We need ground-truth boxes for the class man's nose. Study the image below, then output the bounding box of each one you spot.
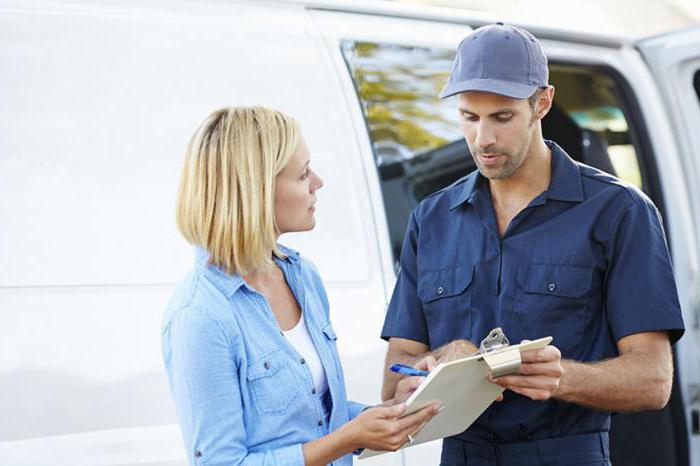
[474,122,496,150]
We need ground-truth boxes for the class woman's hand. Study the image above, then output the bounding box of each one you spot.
[341,403,441,452]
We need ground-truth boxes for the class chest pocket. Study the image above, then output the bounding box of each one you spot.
[417,266,474,348]
[513,264,593,357]
[247,348,301,416]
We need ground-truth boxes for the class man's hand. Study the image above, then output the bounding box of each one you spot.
[435,339,478,363]
[488,344,563,401]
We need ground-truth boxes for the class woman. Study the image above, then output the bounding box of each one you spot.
[162,106,439,466]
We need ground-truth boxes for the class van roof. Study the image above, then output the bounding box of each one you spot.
[273,0,629,48]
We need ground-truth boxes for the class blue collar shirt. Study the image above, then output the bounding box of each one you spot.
[162,245,365,466]
[381,140,684,444]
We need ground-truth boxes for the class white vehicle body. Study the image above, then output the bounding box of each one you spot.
[0,1,698,465]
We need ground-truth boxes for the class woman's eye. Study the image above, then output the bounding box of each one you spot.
[300,169,310,180]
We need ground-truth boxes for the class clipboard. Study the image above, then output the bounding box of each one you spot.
[359,329,553,459]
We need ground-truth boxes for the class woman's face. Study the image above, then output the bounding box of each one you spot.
[274,136,323,236]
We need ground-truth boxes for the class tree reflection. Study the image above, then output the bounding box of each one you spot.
[342,41,460,164]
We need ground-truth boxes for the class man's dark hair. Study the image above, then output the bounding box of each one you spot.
[528,86,549,112]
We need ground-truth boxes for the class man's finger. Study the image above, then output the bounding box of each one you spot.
[520,346,561,363]
[490,374,559,391]
[516,361,564,376]
[417,355,437,371]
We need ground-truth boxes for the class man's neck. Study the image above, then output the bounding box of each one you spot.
[488,138,552,209]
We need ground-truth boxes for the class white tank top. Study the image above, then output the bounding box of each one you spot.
[282,312,329,395]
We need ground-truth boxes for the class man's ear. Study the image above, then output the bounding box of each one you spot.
[537,85,555,120]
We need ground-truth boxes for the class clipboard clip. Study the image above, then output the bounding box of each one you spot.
[476,327,522,377]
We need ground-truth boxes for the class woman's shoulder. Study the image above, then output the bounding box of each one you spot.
[277,243,324,286]
[162,264,242,337]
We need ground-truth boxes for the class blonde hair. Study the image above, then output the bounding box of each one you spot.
[176,106,300,275]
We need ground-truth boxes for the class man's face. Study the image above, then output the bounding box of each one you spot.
[456,91,538,180]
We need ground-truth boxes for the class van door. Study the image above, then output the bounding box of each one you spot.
[637,27,700,466]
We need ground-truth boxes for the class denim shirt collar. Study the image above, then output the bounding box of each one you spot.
[450,139,584,210]
[195,243,301,298]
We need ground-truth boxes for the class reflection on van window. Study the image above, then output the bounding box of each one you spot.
[341,41,473,265]
[342,41,648,268]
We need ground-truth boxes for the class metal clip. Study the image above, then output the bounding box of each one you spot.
[477,327,521,377]
[477,327,510,354]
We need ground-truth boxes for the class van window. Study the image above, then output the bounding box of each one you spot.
[694,69,700,103]
[342,41,648,269]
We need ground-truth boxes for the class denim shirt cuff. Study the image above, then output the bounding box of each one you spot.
[348,401,370,421]
[272,443,306,466]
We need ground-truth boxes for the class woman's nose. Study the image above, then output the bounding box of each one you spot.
[311,171,323,192]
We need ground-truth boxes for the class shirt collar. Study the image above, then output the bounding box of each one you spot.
[544,140,584,202]
[449,139,583,210]
[195,243,301,297]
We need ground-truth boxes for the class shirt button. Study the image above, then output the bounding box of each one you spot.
[300,358,306,365]
[194,450,202,458]
[317,419,323,427]
[312,388,317,394]
[263,361,270,370]
[548,282,557,292]
[437,286,444,295]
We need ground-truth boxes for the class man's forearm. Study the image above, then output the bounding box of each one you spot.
[555,349,672,412]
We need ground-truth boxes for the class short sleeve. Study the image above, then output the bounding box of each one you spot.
[381,210,430,345]
[605,198,685,345]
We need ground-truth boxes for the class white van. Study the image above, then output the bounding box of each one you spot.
[1,0,699,464]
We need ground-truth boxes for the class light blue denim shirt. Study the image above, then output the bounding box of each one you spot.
[162,245,366,466]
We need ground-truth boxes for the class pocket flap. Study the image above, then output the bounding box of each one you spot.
[517,264,592,298]
[321,323,337,341]
[417,265,474,303]
[247,349,287,380]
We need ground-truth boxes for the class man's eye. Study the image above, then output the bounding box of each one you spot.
[461,114,478,122]
[496,114,513,122]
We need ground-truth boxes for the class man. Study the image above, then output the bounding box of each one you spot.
[380,22,685,466]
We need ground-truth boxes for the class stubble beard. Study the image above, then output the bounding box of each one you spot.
[473,120,536,181]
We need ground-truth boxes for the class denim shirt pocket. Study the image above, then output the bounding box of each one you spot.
[417,265,475,347]
[247,348,301,416]
[514,264,593,357]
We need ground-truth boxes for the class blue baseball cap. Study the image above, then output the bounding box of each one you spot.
[439,22,549,100]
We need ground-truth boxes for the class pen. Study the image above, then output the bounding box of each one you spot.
[390,364,429,377]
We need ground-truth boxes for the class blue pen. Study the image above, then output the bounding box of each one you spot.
[390,364,429,377]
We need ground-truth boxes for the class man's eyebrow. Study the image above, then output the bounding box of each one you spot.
[458,108,516,116]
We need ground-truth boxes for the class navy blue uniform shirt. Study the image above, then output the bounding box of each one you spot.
[381,140,685,444]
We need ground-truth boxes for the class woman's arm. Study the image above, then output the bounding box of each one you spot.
[164,305,440,466]
[164,306,305,465]
[302,403,440,466]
